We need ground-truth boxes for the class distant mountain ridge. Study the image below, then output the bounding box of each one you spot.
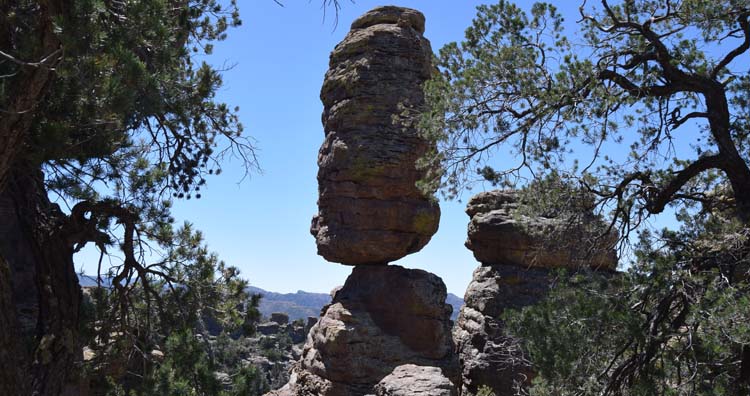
[246,286,332,321]
[248,285,464,321]
[77,275,463,321]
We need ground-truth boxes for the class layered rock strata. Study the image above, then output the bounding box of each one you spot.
[269,265,458,396]
[311,5,440,265]
[455,190,618,396]
[465,190,617,270]
[270,7,456,396]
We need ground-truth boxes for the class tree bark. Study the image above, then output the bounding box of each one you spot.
[0,0,63,191]
[0,162,81,396]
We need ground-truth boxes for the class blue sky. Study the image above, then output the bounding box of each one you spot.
[74,1,738,295]
[77,1,495,295]
[192,0,491,295]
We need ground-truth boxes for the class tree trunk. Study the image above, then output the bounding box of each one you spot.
[0,0,63,191]
[0,162,81,396]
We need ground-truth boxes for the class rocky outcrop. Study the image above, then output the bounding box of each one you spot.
[311,5,440,265]
[270,265,458,396]
[374,364,457,396]
[271,7,457,396]
[466,190,617,270]
[454,265,551,396]
[456,190,618,396]
[271,312,290,325]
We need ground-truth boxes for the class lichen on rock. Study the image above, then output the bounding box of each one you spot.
[465,190,617,271]
[268,265,458,396]
[455,189,619,396]
[311,5,440,266]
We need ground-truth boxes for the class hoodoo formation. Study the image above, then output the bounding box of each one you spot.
[270,6,457,396]
[272,265,458,396]
[454,190,617,396]
[310,5,440,265]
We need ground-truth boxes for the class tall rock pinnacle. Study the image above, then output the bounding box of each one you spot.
[311,6,440,265]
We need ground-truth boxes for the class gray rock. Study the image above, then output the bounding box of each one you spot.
[305,316,318,335]
[257,322,281,336]
[289,324,306,344]
[456,190,617,396]
[270,312,290,325]
[270,265,458,396]
[374,364,457,396]
[465,190,617,270]
[214,371,232,388]
[311,5,440,265]
[454,264,551,396]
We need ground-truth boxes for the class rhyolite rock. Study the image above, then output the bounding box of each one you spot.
[267,265,458,396]
[465,190,617,271]
[311,5,440,265]
[258,322,281,336]
[455,189,618,396]
[374,364,457,396]
[454,264,550,396]
[270,312,290,325]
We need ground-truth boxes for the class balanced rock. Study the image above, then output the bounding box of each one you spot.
[311,6,440,265]
[465,190,617,270]
[455,190,618,396]
[269,265,458,396]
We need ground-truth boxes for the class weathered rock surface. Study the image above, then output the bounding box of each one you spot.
[311,5,440,265]
[454,264,551,396]
[456,189,618,396]
[269,265,458,396]
[374,364,457,396]
[258,322,281,336]
[465,190,617,270]
[271,312,290,325]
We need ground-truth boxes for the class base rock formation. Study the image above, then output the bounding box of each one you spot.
[374,364,457,396]
[311,5,440,265]
[267,265,458,396]
[456,190,618,396]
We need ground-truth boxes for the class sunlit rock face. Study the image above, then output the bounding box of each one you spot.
[268,265,458,396]
[267,8,457,396]
[456,189,619,396]
[311,5,440,265]
[465,190,617,271]
[374,364,457,396]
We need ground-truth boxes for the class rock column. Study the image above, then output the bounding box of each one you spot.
[269,7,456,396]
[310,5,440,265]
[454,190,617,396]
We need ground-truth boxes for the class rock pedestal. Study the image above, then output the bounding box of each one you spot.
[455,190,618,396]
[311,5,440,265]
[269,266,458,396]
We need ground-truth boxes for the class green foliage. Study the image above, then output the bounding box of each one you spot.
[143,329,223,396]
[78,224,264,395]
[421,0,750,228]
[428,1,750,395]
[477,385,497,396]
[260,334,292,362]
[505,218,750,395]
[228,366,269,396]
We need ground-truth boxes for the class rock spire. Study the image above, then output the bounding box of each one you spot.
[311,5,440,265]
